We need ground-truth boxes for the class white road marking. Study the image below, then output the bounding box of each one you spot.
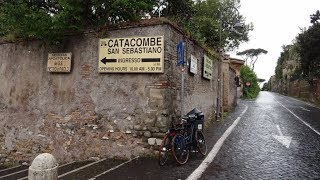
[16,176,27,180]
[300,107,311,112]
[276,125,283,136]
[0,168,27,179]
[0,165,24,173]
[278,93,320,110]
[279,96,290,102]
[186,105,248,180]
[273,135,292,148]
[274,98,320,136]
[273,125,292,148]
[89,156,139,180]
[58,158,107,178]
[16,161,81,180]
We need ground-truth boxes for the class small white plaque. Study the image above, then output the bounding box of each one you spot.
[190,55,198,74]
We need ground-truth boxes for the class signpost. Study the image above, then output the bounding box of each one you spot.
[177,41,185,121]
[98,36,164,73]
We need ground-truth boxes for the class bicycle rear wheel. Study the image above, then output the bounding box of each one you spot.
[195,130,207,156]
[171,134,189,165]
[158,134,171,166]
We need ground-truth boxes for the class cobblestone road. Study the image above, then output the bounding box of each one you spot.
[201,92,320,179]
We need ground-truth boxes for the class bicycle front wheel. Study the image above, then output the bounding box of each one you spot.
[171,134,189,165]
[195,130,207,156]
[158,134,171,166]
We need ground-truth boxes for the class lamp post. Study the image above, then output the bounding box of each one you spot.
[219,4,243,48]
[216,3,243,120]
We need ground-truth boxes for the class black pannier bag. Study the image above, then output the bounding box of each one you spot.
[186,108,204,130]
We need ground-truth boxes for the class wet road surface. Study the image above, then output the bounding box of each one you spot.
[101,91,320,180]
[1,91,320,179]
[201,91,320,179]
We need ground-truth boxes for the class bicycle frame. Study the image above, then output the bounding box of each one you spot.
[180,119,197,149]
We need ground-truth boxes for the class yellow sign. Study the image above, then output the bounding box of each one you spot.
[203,55,213,80]
[98,36,164,73]
[47,53,72,72]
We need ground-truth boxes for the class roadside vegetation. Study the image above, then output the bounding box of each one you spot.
[273,10,320,84]
[267,10,320,105]
[240,65,260,99]
[0,0,252,50]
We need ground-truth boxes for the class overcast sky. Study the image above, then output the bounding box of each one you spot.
[230,0,320,83]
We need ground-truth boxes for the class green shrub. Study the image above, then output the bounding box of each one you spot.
[240,65,260,99]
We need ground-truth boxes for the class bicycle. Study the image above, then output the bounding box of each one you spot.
[158,121,184,166]
[171,114,207,165]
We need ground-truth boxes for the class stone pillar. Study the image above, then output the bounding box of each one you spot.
[28,153,58,180]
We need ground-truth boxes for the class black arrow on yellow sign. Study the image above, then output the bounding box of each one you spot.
[141,58,160,62]
[101,58,117,65]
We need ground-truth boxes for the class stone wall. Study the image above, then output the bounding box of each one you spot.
[0,20,218,163]
[271,78,320,105]
[221,58,237,111]
[229,58,244,98]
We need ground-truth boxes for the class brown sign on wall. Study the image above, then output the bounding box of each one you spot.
[47,53,72,72]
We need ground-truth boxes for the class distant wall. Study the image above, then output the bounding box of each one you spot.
[0,20,218,163]
[228,68,237,109]
[222,60,237,111]
[271,79,320,105]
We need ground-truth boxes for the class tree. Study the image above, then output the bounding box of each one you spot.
[296,23,320,81]
[240,65,260,98]
[0,0,55,41]
[274,43,302,81]
[275,45,291,80]
[236,48,268,70]
[186,0,252,50]
[0,0,252,51]
[153,0,194,23]
[310,10,320,25]
[295,10,320,82]
[0,0,155,43]
[152,0,253,50]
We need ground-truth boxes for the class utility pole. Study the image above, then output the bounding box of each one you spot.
[216,3,243,120]
[177,40,185,122]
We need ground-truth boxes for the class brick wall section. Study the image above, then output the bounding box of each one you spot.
[0,21,221,163]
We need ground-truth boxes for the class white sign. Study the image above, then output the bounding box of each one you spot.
[190,55,198,74]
